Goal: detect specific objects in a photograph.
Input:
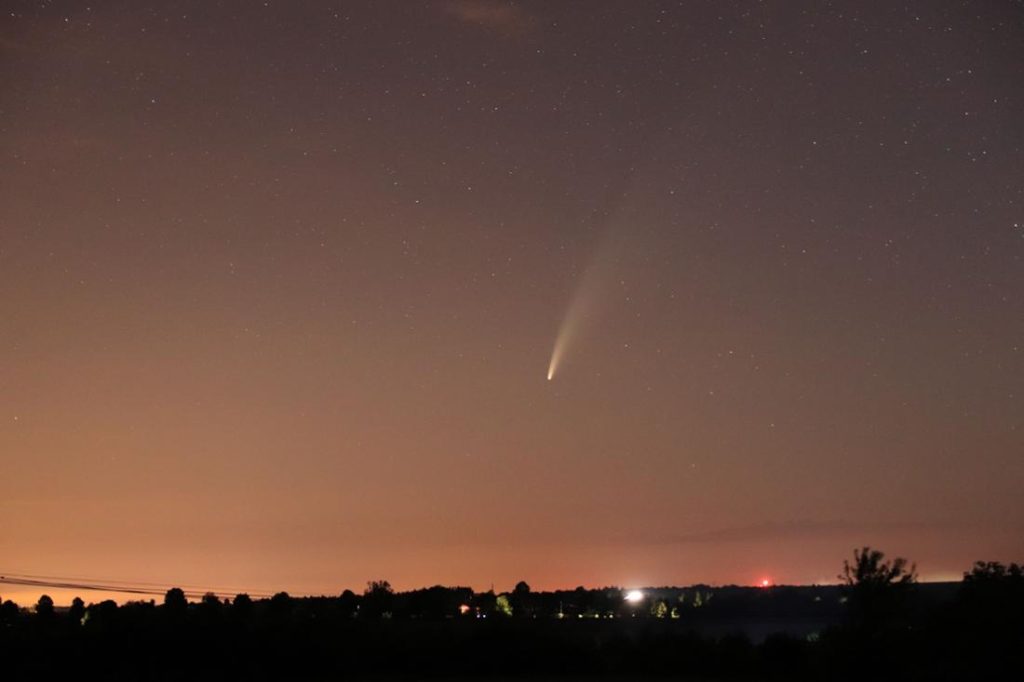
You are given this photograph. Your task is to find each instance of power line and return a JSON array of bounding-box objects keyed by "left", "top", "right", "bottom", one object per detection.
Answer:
[
  {"left": 0, "top": 569, "right": 280, "bottom": 593},
  {"left": 1, "top": 570, "right": 269, "bottom": 592},
  {"left": 0, "top": 573, "right": 277, "bottom": 600}
]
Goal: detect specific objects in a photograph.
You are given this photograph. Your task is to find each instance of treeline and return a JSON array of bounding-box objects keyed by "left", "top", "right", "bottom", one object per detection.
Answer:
[
  {"left": 0, "top": 550, "right": 1021, "bottom": 680},
  {"left": 3, "top": 580, "right": 851, "bottom": 626}
]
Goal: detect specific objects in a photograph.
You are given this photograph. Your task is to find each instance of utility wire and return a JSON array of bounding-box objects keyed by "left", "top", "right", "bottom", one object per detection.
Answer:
[
  {"left": 0, "top": 573, "right": 278, "bottom": 600},
  {"left": 1, "top": 570, "right": 273, "bottom": 593}
]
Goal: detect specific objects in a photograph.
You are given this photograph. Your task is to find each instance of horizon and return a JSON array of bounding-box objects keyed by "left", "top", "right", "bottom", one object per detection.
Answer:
[
  {"left": 0, "top": 576, "right": 970, "bottom": 609},
  {"left": 0, "top": 560, "right": 974, "bottom": 607}
]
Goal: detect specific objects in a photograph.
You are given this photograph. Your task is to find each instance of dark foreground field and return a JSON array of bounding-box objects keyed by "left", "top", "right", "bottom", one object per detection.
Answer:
[{"left": 1, "top": 561, "right": 1021, "bottom": 680}]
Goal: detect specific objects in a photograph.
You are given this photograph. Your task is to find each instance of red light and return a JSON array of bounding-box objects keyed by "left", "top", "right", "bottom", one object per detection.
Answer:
[{"left": 760, "top": 578, "right": 771, "bottom": 588}]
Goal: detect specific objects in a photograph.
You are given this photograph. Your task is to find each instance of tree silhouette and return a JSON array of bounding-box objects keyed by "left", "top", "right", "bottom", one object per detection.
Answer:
[
  {"left": 338, "top": 589, "right": 358, "bottom": 617},
  {"left": 69, "top": 596, "right": 85, "bottom": 624},
  {"left": 366, "top": 579, "right": 393, "bottom": 594},
  {"left": 0, "top": 599, "right": 18, "bottom": 626},
  {"left": 473, "top": 589, "right": 498, "bottom": 616},
  {"left": 268, "top": 591, "right": 293, "bottom": 621},
  {"left": 362, "top": 580, "right": 394, "bottom": 618},
  {"left": 840, "top": 546, "right": 916, "bottom": 628},
  {"left": 959, "top": 561, "right": 1024, "bottom": 633},
  {"left": 163, "top": 587, "right": 187, "bottom": 611},
  {"left": 85, "top": 600, "right": 119, "bottom": 630},
  {"left": 35, "top": 594, "right": 55, "bottom": 619},
  {"left": 232, "top": 593, "right": 252, "bottom": 612},
  {"left": 511, "top": 580, "right": 533, "bottom": 618},
  {"left": 963, "top": 560, "right": 1023, "bottom": 586},
  {"left": 198, "top": 592, "right": 223, "bottom": 625},
  {"left": 841, "top": 546, "right": 917, "bottom": 588}
]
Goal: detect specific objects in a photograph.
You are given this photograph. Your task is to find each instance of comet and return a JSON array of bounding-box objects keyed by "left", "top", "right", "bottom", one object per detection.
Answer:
[
  {"left": 545, "top": 281, "right": 585, "bottom": 381},
  {"left": 545, "top": 245, "right": 611, "bottom": 381},
  {"left": 546, "top": 324, "right": 569, "bottom": 380},
  {"left": 544, "top": 137, "right": 655, "bottom": 381}
]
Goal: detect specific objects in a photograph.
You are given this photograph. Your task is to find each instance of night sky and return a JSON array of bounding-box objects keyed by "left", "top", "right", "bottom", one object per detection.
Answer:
[{"left": 2, "top": 1, "right": 1023, "bottom": 603}]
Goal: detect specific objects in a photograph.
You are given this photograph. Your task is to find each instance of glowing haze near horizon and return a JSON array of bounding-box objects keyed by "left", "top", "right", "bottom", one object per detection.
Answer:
[{"left": 2, "top": 1, "right": 1023, "bottom": 605}]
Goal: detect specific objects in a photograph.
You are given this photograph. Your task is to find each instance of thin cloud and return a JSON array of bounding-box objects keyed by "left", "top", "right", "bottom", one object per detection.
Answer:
[
  {"left": 662, "top": 519, "right": 969, "bottom": 545},
  {"left": 0, "top": 37, "right": 28, "bottom": 53},
  {"left": 442, "top": 0, "right": 533, "bottom": 31}
]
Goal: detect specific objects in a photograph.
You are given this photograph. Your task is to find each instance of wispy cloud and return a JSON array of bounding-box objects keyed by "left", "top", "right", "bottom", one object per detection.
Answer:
[
  {"left": 662, "top": 519, "right": 972, "bottom": 545},
  {"left": 0, "top": 36, "right": 29, "bottom": 53},
  {"left": 442, "top": 0, "right": 533, "bottom": 32}
]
